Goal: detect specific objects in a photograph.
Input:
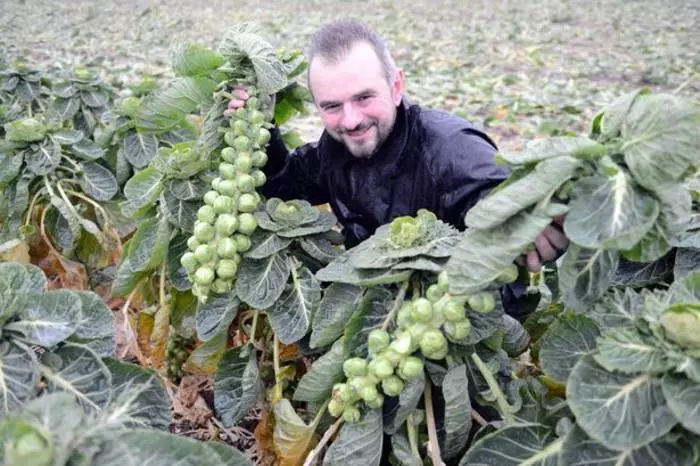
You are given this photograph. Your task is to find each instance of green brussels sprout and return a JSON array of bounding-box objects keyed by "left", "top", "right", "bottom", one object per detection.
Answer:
[
  {"left": 237, "top": 173, "right": 255, "bottom": 193},
  {"left": 194, "top": 267, "right": 215, "bottom": 285},
  {"left": 399, "top": 356, "right": 424, "bottom": 380},
  {"left": 389, "top": 216, "right": 422, "bottom": 248},
  {"left": 359, "top": 384, "right": 379, "bottom": 403},
  {"left": 396, "top": 302, "right": 414, "bottom": 330},
  {"left": 203, "top": 190, "right": 219, "bottom": 206},
  {"left": 5, "top": 117, "right": 47, "bottom": 142},
  {"left": 217, "top": 179, "right": 237, "bottom": 197},
  {"left": 215, "top": 213, "right": 238, "bottom": 236},
  {"left": 249, "top": 110, "right": 265, "bottom": 125},
  {"left": 443, "top": 299, "right": 466, "bottom": 322},
  {"left": 468, "top": 293, "right": 496, "bottom": 313},
  {"left": 368, "top": 329, "right": 391, "bottom": 354},
  {"left": 342, "top": 406, "right": 361, "bottom": 423},
  {"left": 255, "top": 127, "right": 271, "bottom": 147},
  {"left": 419, "top": 329, "right": 448, "bottom": 360},
  {"left": 381, "top": 375, "right": 405, "bottom": 397},
  {"left": 437, "top": 270, "right": 450, "bottom": 293},
  {"left": 426, "top": 284, "right": 444, "bottom": 303},
  {"left": 368, "top": 357, "right": 394, "bottom": 379},
  {"left": 328, "top": 398, "right": 345, "bottom": 417},
  {"left": 236, "top": 154, "right": 252, "bottom": 173},
  {"left": 252, "top": 150, "right": 268, "bottom": 167},
  {"left": 390, "top": 333, "right": 413, "bottom": 355},
  {"left": 233, "top": 234, "right": 251, "bottom": 252},
  {"left": 660, "top": 305, "right": 700, "bottom": 348},
  {"left": 213, "top": 195, "right": 235, "bottom": 214},
  {"left": 197, "top": 205, "right": 216, "bottom": 224},
  {"left": 180, "top": 252, "right": 198, "bottom": 272},
  {"left": 221, "top": 147, "right": 237, "bottom": 162},
  {"left": 366, "top": 393, "right": 384, "bottom": 409},
  {"left": 233, "top": 136, "right": 251, "bottom": 151},
  {"left": 194, "top": 244, "right": 215, "bottom": 263},
  {"left": 343, "top": 357, "right": 368, "bottom": 378},
  {"left": 194, "top": 222, "right": 216, "bottom": 242},
  {"left": 211, "top": 278, "right": 232, "bottom": 294},
  {"left": 216, "top": 259, "right": 238, "bottom": 279},
  {"left": 216, "top": 237, "right": 238, "bottom": 258},
  {"left": 238, "top": 193, "right": 258, "bottom": 213},
  {"left": 12, "top": 430, "right": 51, "bottom": 465},
  {"left": 378, "top": 348, "right": 402, "bottom": 367},
  {"left": 411, "top": 298, "right": 434, "bottom": 322},
  {"left": 232, "top": 119, "right": 248, "bottom": 136},
  {"left": 186, "top": 236, "right": 200, "bottom": 251},
  {"left": 444, "top": 319, "right": 471, "bottom": 341},
  {"left": 237, "top": 213, "right": 258, "bottom": 235},
  {"left": 251, "top": 169, "right": 267, "bottom": 187},
  {"left": 120, "top": 96, "right": 141, "bottom": 118}
]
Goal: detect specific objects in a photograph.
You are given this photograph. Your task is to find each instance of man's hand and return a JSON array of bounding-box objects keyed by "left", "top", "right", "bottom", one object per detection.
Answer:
[
  {"left": 224, "top": 86, "right": 251, "bottom": 117},
  {"left": 524, "top": 216, "right": 569, "bottom": 272}
]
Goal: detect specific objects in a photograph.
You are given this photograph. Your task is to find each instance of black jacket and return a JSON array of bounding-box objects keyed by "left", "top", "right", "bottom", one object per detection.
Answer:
[{"left": 261, "top": 97, "right": 509, "bottom": 248}]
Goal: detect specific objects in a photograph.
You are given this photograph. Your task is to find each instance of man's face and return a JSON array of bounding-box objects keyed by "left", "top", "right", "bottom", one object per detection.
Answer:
[{"left": 308, "top": 42, "right": 404, "bottom": 158}]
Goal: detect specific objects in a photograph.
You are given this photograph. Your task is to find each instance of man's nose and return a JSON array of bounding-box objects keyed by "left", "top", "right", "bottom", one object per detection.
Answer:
[{"left": 341, "top": 103, "right": 362, "bottom": 130}]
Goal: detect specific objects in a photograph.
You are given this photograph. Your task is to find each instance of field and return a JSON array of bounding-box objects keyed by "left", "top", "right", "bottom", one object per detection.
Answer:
[{"left": 2, "top": 0, "right": 698, "bottom": 149}]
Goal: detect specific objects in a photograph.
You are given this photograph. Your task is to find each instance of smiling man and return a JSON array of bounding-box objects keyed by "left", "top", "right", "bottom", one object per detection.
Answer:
[{"left": 230, "top": 19, "right": 568, "bottom": 276}]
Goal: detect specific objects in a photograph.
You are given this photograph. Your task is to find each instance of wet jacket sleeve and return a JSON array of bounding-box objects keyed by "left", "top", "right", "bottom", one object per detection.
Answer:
[{"left": 259, "top": 127, "right": 331, "bottom": 206}]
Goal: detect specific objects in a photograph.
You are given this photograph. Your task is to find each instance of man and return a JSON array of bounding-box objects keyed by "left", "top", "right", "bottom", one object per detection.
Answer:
[{"left": 229, "top": 19, "right": 568, "bottom": 274}]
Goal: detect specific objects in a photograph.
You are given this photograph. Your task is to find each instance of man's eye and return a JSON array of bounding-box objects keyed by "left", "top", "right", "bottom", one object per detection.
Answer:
[{"left": 324, "top": 104, "right": 340, "bottom": 111}]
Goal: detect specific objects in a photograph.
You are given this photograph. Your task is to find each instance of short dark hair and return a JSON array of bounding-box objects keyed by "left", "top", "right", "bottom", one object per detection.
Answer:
[{"left": 307, "top": 20, "right": 397, "bottom": 83}]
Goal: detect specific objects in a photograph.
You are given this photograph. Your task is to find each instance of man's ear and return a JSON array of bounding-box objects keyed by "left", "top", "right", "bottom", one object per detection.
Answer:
[{"left": 391, "top": 68, "right": 405, "bottom": 105}]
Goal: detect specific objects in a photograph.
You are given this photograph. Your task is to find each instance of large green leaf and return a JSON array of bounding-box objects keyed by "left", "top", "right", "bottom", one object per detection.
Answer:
[
  {"left": 41, "top": 344, "right": 112, "bottom": 412},
  {"left": 24, "top": 139, "right": 61, "bottom": 175},
  {"left": 171, "top": 43, "right": 225, "bottom": 77},
  {"left": 166, "top": 177, "right": 208, "bottom": 201},
  {"left": 277, "top": 212, "right": 337, "bottom": 238},
  {"left": 441, "top": 365, "right": 472, "bottom": 460},
  {"left": 600, "top": 88, "right": 648, "bottom": 138},
  {"left": 195, "top": 292, "right": 240, "bottom": 342},
  {"left": 496, "top": 136, "right": 606, "bottom": 165},
  {"left": 0, "top": 262, "right": 47, "bottom": 296},
  {"left": 558, "top": 245, "right": 619, "bottom": 312},
  {"left": 123, "top": 129, "right": 158, "bottom": 168},
  {"left": 69, "top": 291, "right": 116, "bottom": 357},
  {"left": 323, "top": 408, "right": 384, "bottom": 466},
  {"left": 588, "top": 287, "right": 645, "bottom": 328},
  {"left": 235, "top": 252, "right": 291, "bottom": 309},
  {"left": 344, "top": 287, "right": 394, "bottom": 358},
  {"left": 390, "top": 428, "right": 422, "bottom": 466},
  {"left": 662, "top": 373, "right": 700, "bottom": 435},
  {"left": 466, "top": 155, "right": 581, "bottom": 229},
  {"left": 266, "top": 266, "right": 321, "bottom": 344},
  {"left": 538, "top": 312, "right": 600, "bottom": 384},
  {"left": 293, "top": 339, "right": 345, "bottom": 403},
  {"left": 103, "top": 358, "right": 170, "bottom": 430},
  {"left": 183, "top": 329, "right": 228, "bottom": 374},
  {"left": 315, "top": 251, "right": 412, "bottom": 286},
  {"left": 567, "top": 354, "right": 677, "bottom": 450},
  {"left": 245, "top": 231, "right": 293, "bottom": 259},
  {"left": 0, "top": 151, "right": 23, "bottom": 189},
  {"left": 71, "top": 138, "right": 105, "bottom": 160},
  {"left": 621, "top": 93, "right": 700, "bottom": 191},
  {"left": 162, "top": 192, "right": 198, "bottom": 232},
  {"left": 137, "top": 76, "right": 217, "bottom": 131},
  {"left": 125, "top": 214, "right": 170, "bottom": 272},
  {"left": 458, "top": 423, "right": 562, "bottom": 466},
  {"left": 218, "top": 23, "right": 288, "bottom": 95},
  {"left": 213, "top": 345, "right": 261, "bottom": 427},
  {"left": 51, "top": 129, "right": 83, "bottom": 145},
  {"left": 446, "top": 209, "right": 552, "bottom": 294},
  {"left": 0, "top": 341, "right": 39, "bottom": 416},
  {"left": 309, "top": 282, "right": 363, "bottom": 349},
  {"left": 5, "top": 289, "right": 81, "bottom": 347},
  {"left": 564, "top": 168, "right": 660, "bottom": 250},
  {"left": 168, "top": 232, "right": 193, "bottom": 292},
  {"left": 110, "top": 255, "right": 148, "bottom": 298},
  {"left": 594, "top": 328, "right": 676, "bottom": 374},
  {"left": 299, "top": 235, "right": 341, "bottom": 264},
  {"left": 121, "top": 166, "right": 164, "bottom": 218},
  {"left": 54, "top": 96, "right": 80, "bottom": 121},
  {"left": 79, "top": 161, "right": 118, "bottom": 201},
  {"left": 675, "top": 248, "right": 700, "bottom": 279}
]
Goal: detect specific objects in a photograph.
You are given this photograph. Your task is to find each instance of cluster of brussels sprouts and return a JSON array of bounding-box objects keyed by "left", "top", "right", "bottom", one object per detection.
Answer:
[
  {"left": 165, "top": 333, "right": 197, "bottom": 383},
  {"left": 328, "top": 266, "right": 519, "bottom": 422},
  {"left": 180, "top": 87, "right": 271, "bottom": 301}
]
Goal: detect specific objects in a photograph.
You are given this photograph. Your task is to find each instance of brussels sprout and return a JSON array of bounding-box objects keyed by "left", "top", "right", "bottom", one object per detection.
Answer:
[
  {"left": 359, "top": 384, "right": 379, "bottom": 403},
  {"left": 197, "top": 205, "right": 216, "bottom": 224},
  {"left": 368, "top": 329, "right": 391, "bottom": 354},
  {"left": 5, "top": 117, "right": 47, "bottom": 142},
  {"left": 216, "top": 179, "right": 237, "bottom": 197},
  {"left": 247, "top": 95, "right": 259, "bottom": 108},
  {"left": 211, "top": 278, "right": 232, "bottom": 294},
  {"left": 216, "top": 259, "right": 238, "bottom": 279},
  {"left": 397, "top": 302, "right": 414, "bottom": 329},
  {"left": 256, "top": 128, "right": 271, "bottom": 147},
  {"left": 213, "top": 195, "right": 235, "bottom": 214},
  {"left": 378, "top": 348, "right": 402, "bottom": 367},
  {"left": 233, "top": 136, "right": 251, "bottom": 151},
  {"left": 237, "top": 173, "right": 255, "bottom": 193},
  {"left": 443, "top": 299, "right": 466, "bottom": 322},
  {"left": 212, "top": 177, "right": 222, "bottom": 191},
  {"left": 237, "top": 213, "right": 257, "bottom": 235},
  {"left": 444, "top": 319, "right": 471, "bottom": 341},
  {"left": 224, "top": 131, "right": 237, "bottom": 147},
  {"left": 249, "top": 110, "right": 265, "bottom": 125},
  {"left": 468, "top": 292, "right": 496, "bottom": 313},
  {"left": 186, "top": 236, "right": 200, "bottom": 251},
  {"left": 368, "top": 357, "right": 394, "bottom": 379},
  {"left": 390, "top": 333, "right": 413, "bottom": 355},
  {"left": 343, "top": 357, "right": 368, "bottom": 378},
  {"left": 342, "top": 406, "right": 362, "bottom": 423},
  {"left": 238, "top": 193, "right": 258, "bottom": 213},
  {"left": 419, "top": 329, "right": 448, "bottom": 360},
  {"left": 219, "top": 162, "right": 237, "bottom": 179},
  {"left": 328, "top": 398, "right": 345, "bottom": 417},
  {"left": 221, "top": 147, "right": 237, "bottom": 162},
  {"left": 236, "top": 154, "right": 252, "bottom": 173},
  {"left": 194, "top": 244, "right": 215, "bottom": 263},
  {"left": 252, "top": 150, "right": 268, "bottom": 167},
  {"left": 217, "top": 237, "right": 238, "bottom": 258},
  {"left": 215, "top": 213, "right": 238, "bottom": 236},
  {"left": 194, "top": 267, "right": 215, "bottom": 285},
  {"left": 232, "top": 119, "right": 248, "bottom": 136},
  {"left": 194, "top": 222, "right": 215, "bottom": 242},
  {"left": 426, "top": 284, "right": 444, "bottom": 303},
  {"left": 252, "top": 169, "right": 267, "bottom": 187},
  {"left": 399, "top": 356, "right": 424, "bottom": 380},
  {"left": 382, "top": 375, "right": 405, "bottom": 397},
  {"left": 120, "top": 96, "right": 141, "bottom": 118},
  {"left": 180, "top": 252, "right": 198, "bottom": 272},
  {"left": 366, "top": 393, "right": 384, "bottom": 409},
  {"left": 234, "top": 234, "right": 252, "bottom": 252},
  {"left": 12, "top": 430, "right": 50, "bottom": 462},
  {"left": 203, "top": 190, "right": 219, "bottom": 206},
  {"left": 411, "top": 298, "right": 433, "bottom": 323},
  {"left": 660, "top": 305, "right": 700, "bottom": 348}
]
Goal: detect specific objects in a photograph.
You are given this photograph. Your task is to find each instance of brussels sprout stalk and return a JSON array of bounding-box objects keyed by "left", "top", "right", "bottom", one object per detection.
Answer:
[
  {"left": 471, "top": 352, "right": 514, "bottom": 424},
  {"left": 423, "top": 378, "right": 444, "bottom": 466},
  {"left": 381, "top": 278, "right": 411, "bottom": 331}
]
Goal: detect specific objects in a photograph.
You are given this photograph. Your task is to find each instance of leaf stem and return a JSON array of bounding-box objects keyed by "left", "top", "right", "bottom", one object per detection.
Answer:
[
  {"left": 62, "top": 155, "right": 82, "bottom": 172},
  {"left": 63, "top": 187, "right": 109, "bottom": 224},
  {"left": 407, "top": 416, "right": 421, "bottom": 459},
  {"left": 381, "top": 278, "right": 411, "bottom": 331},
  {"left": 249, "top": 310, "right": 259, "bottom": 342},
  {"left": 423, "top": 378, "right": 444, "bottom": 466},
  {"left": 24, "top": 187, "right": 46, "bottom": 227},
  {"left": 273, "top": 334, "right": 281, "bottom": 384},
  {"left": 471, "top": 352, "right": 514, "bottom": 424},
  {"left": 303, "top": 414, "right": 342, "bottom": 466}
]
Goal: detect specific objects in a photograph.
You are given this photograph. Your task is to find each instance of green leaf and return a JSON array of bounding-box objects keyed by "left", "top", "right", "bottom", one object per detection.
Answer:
[
  {"left": 558, "top": 245, "right": 619, "bottom": 312},
  {"left": 80, "top": 89, "right": 109, "bottom": 108},
  {"left": 497, "top": 136, "right": 607, "bottom": 165},
  {"left": 588, "top": 287, "right": 644, "bottom": 328},
  {"left": 293, "top": 339, "right": 345, "bottom": 403},
  {"left": 24, "top": 139, "right": 61, "bottom": 175},
  {"left": 137, "top": 76, "right": 217, "bottom": 131},
  {"left": 79, "top": 161, "right": 118, "bottom": 201},
  {"left": 310, "top": 282, "right": 363, "bottom": 349},
  {"left": 183, "top": 329, "right": 228, "bottom": 374},
  {"left": 466, "top": 155, "right": 581, "bottom": 229},
  {"left": 315, "top": 251, "right": 413, "bottom": 286},
  {"left": 123, "top": 129, "right": 158, "bottom": 168},
  {"left": 390, "top": 428, "right": 422, "bottom": 466},
  {"left": 561, "top": 424, "right": 697, "bottom": 466},
  {"left": 441, "top": 365, "right": 472, "bottom": 460},
  {"left": 125, "top": 215, "right": 170, "bottom": 272},
  {"left": 71, "top": 138, "right": 105, "bottom": 160},
  {"left": 162, "top": 192, "right": 198, "bottom": 232},
  {"left": 594, "top": 328, "right": 676, "bottom": 374},
  {"left": 0, "top": 151, "right": 24, "bottom": 189},
  {"left": 110, "top": 256, "right": 148, "bottom": 298},
  {"left": 245, "top": 230, "right": 293, "bottom": 259},
  {"left": 446, "top": 209, "right": 552, "bottom": 294},
  {"left": 0, "top": 261, "right": 47, "bottom": 294},
  {"left": 170, "top": 289, "right": 198, "bottom": 338},
  {"left": 103, "top": 358, "right": 171, "bottom": 430},
  {"left": 69, "top": 291, "right": 116, "bottom": 357},
  {"left": 662, "top": 373, "right": 700, "bottom": 435},
  {"left": 6, "top": 289, "right": 81, "bottom": 347},
  {"left": 299, "top": 235, "right": 341, "bottom": 264},
  {"left": 621, "top": 93, "right": 700, "bottom": 191},
  {"left": 41, "top": 344, "right": 112, "bottom": 412},
  {"left": 54, "top": 96, "right": 80, "bottom": 121},
  {"left": 564, "top": 169, "right": 660, "bottom": 250},
  {"left": 675, "top": 248, "right": 700, "bottom": 279},
  {"left": 121, "top": 166, "right": 164, "bottom": 218},
  {"left": 51, "top": 129, "right": 83, "bottom": 145},
  {"left": 600, "top": 88, "right": 648, "bottom": 138},
  {"left": 613, "top": 253, "right": 675, "bottom": 287},
  {"left": 235, "top": 252, "right": 291, "bottom": 309},
  {"left": 0, "top": 341, "right": 39, "bottom": 416},
  {"left": 344, "top": 287, "right": 394, "bottom": 358},
  {"left": 462, "top": 308, "right": 506, "bottom": 345},
  {"left": 266, "top": 266, "right": 321, "bottom": 344},
  {"left": 171, "top": 43, "right": 225, "bottom": 77},
  {"left": 196, "top": 292, "right": 240, "bottom": 341},
  {"left": 218, "top": 23, "right": 288, "bottom": 95},
  {"left": 273, "top": 398, "right": 322, "bottom": 465},
  {"left": 393, "top": 256, "right": 447, "bottom": 273},
  {"left": 458, "top": 423, "right": 562, "bottom": 466},
  {"left": 383, "top": 373, "right": 425, "bottom": 435},
  {"left": 567, "top": 354, "right": 677, "bottom": 450},
  {"left": 167, "top": 177, "right": 208, "bottom": 201},
  {"left": 277, "top": 211, "right": 337, "bottom": 238},
  {"left": 323, "top": 409, "right": 384, "bottom": 466},
  {"left": 539, "top": 312, "right": 600, "bottom": 384}
]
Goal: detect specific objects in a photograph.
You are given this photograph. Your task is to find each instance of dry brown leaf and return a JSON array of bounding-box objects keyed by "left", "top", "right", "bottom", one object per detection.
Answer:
[
  {"left": 254, "top": 404, "right": 278, "bottom": 466},
  {"left": 0, "top": 239, "right": 31, "bottom": 263}
]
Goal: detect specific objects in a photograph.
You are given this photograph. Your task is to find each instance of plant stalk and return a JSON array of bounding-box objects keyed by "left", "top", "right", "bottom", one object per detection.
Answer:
[
  {"left": 381, "top": 278, "right": 411, "bottom": 331},
  {"left": 303, "top": 410, "right": 342, "bottom": 466},
  {"left": 273, "top": 334, "right": 281, "bottom": 384},
  {"left": 407, "top": 417, "right": 421, "bottom": 459},
  {"left": 423, "top": 378, "right": 444, "bottom": 466},
  {"left": 249, "top": 310, "right": 259, "bottom": 342},
  {"left": 471, "top": 352, "right": 514, "bottom": 424}
]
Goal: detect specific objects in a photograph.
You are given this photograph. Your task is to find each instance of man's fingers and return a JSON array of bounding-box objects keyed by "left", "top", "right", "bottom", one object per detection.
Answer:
[
  {"left": 535, "top": 233, "right": 557, "bottom": 263},
  {"left": 526, "top": 250, "right": 542, "bottom": 272},
  {"left": 233, "top": 88, "right": 250, "bottom": 100},
  {"left": 543, "top": 224, "right": 569, "bottom": 252},
  {"left": 228, "top": 99, "right": 245, "bottom": 109}
]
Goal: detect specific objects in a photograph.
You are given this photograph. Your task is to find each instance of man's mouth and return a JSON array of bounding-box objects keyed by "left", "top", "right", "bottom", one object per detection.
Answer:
[{"left": 345, "top": 124, "right": 373, "bottom": 140}]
